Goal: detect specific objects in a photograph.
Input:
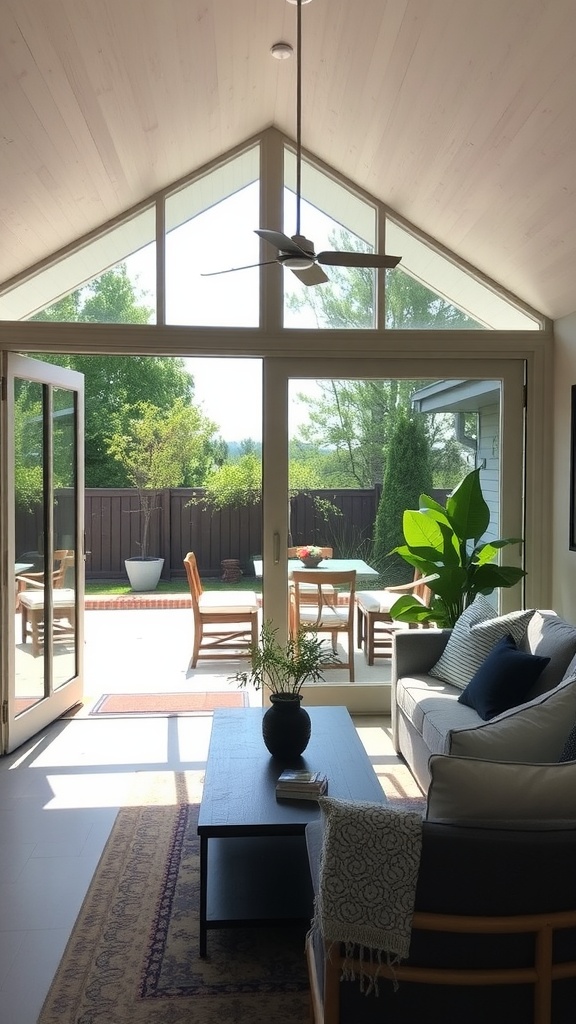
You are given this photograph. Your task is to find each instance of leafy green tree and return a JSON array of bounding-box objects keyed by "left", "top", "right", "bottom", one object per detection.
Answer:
[
  {"left": 295, "top": 378, "right": 432, "bottom": 487},
  {"left": 372, "top": 414, "right": 433, "bottom": 581},
  {"left": 201, "top": 453, "right": 262, "bottom": 509},
  {"left": 288, "top": 229, "right": 477, "bottom": 487},
  {"left": 201, "top": 453, "right": 328, "bottom": 509},
  {"left": 30, "top": 264, "right": 224, "bottom": 486},
  {"left": 13, "top": 391, "right": 44, "bottom": 511},
  {"left": 32, "top": 265, "right": 153, "bottom": 325},
  {"left": 106, "top": 399, "right": 218, "bottom": 557},
  {"left": 39, "top": 354, "right": 207, "bottom": 486}
]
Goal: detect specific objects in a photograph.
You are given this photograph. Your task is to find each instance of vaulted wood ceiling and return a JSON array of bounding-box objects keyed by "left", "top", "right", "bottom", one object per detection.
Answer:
[{"left": 2, "top": 0, "right": 576, "bottom": 320}]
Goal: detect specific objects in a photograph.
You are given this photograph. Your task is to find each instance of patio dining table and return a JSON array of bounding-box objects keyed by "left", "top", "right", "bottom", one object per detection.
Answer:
[{"left": 252, "top": 557, "right": 378, "bottom": 579}]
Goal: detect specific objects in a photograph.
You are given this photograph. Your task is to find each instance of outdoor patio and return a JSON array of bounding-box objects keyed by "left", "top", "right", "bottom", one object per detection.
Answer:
[{"left": 15, "top": 602, "right": 393, "bottom": 715}]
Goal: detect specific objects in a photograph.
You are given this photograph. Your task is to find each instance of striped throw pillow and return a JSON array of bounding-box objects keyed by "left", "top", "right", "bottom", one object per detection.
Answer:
[{"left": 429, "top": 596, "right": 535, "bottom": 690}]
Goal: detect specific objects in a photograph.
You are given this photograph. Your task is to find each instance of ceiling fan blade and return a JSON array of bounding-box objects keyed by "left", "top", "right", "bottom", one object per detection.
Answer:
[
  {"left": 255, "top": 229, "right": 310, "bottom": 257},
  {"left": 290, "top": 264, "right": 329, "bottom": 286},
  {"left": 317, "top": 251, "right": 402, "bottom": 269},
  {"left": 200, "top": 260, "right": 277, "bottom": 277}
]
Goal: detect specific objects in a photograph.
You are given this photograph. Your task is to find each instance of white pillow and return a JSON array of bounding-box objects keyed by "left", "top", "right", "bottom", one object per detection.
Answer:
[
  {"left": 448, "top": 674, "right": 576, "bottom": 762},
  {"left": 429, "top": 596, "right": 534, "bottom": 689},
  {"left": 426, "top": 754, "right": 576, "bottom": 821}
]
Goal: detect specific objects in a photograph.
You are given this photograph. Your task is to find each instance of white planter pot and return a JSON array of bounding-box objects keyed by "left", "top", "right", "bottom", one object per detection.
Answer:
[{"left": 125, "top": 557, "right": 164, "bottom": 592}]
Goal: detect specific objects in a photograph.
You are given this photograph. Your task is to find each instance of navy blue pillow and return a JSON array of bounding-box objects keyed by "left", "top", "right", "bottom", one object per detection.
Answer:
[{"left": 457, "top": 633, "right": 550, "bottom": 721}]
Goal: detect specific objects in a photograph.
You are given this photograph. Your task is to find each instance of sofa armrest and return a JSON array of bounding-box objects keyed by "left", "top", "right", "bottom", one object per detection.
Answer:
[
  {"left": 391, "top": 629, "right": 452, "bottom": 754},
  {"left": 392, "top": 628, "right": 452, "bottom": 679}
]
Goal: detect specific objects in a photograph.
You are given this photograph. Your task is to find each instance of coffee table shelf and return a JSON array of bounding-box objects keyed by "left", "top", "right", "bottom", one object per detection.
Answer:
[{"left": 198, "top": 706, "right": 384, "bottom": 955}]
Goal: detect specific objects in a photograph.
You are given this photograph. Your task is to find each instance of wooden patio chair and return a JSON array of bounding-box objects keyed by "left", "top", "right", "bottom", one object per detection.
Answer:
[
  {"left": 16, "top": 549, "right": 74, "bottom": 600},
  {"left": 17, "top": 550, "right": 76, "bottom": 656},
  {"left": 290, "top": 569, "right": 356, "bottom": 682},
  {"left": 183, "top": 551, "right": 259, "bottom": 669},
  {"left": 355, "top": 570, "right": 437, "bottom": 665}
]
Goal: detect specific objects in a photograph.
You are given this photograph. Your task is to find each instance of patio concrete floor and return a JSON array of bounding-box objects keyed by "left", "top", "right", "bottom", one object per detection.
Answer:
[{"left": 15, "top": 604, "right": 393, "bottom": 714}]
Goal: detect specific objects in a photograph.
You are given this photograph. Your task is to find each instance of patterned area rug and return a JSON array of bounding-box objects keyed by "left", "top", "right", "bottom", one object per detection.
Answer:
[
  {"left": 88, "top": 691, "right": 248, "bottom": 715},
  {"left": 38, "top": 771, "right": 311, "bottom": 1024}
]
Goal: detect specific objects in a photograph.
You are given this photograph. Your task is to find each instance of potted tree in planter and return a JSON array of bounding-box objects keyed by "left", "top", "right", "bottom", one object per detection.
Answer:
[
  {"left": 388, "top": 467, "right": 526, "bottom": 628},
  {"left": 107, "top": 399, "right": 217, "bottom": 592}
]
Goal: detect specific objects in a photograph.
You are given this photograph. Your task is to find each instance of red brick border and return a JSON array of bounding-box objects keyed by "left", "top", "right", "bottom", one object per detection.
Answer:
[{"left": 85, "top": 594, "right": 192, "bottom": 610}]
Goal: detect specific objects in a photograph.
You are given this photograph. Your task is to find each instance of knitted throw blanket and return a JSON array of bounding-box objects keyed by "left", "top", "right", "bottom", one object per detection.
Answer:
[{"left": 313, "top": 796, "right": 423, "bottom": 991}]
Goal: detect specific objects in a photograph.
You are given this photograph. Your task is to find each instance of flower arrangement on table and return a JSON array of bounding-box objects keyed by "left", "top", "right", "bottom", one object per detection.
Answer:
[{"left": 297, "top": 545, "right": 322, "bottom": 560}]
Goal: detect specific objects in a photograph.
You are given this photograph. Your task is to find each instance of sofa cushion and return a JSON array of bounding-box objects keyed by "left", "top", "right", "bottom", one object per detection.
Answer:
[
  {"left": 520, "top": 610, "right": 576, "bottom": 698},
  {"left": 457, "top": 634, "right": 550, "bottom": 720},
  {"left": 395, "top": 675, "right": 482, "bottom": 755},
  {"left": 448, "top": 674, "right": 576, "bottom": 762},
  {"left": 429, "top": 596, "right": 534, "bottom": 690},
  {"left": 426, "top": 754, "right": 576, "bottom": 821}
]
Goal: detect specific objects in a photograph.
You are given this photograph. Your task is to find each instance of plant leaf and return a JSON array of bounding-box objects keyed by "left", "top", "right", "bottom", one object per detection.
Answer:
[
  {"left": 470, "top": 564, "right": 526, "bottom": 591},
  {"left": 446, "top": 467, "right": 490, "bottom": 542}
]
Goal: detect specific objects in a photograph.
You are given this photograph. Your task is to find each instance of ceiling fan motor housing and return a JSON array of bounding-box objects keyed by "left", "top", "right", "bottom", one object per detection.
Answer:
[{"left": 279, "top": 233, "right": 316, "bottom": 269}]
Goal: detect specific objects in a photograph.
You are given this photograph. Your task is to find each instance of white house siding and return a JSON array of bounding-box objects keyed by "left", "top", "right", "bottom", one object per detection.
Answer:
[{"left": 478, "top": 403, "right": 500, "bottom": 543}]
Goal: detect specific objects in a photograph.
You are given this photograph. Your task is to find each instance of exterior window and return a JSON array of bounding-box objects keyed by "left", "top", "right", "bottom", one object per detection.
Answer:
[
  {"left": 385, "top": 218, "right": 541, "bottom": 331},
  {"left": 165, "top": 148, "right": 260, "bottom": 328},
  {"left": 283, "top": 150, "right": 377, "bottom": 329}
]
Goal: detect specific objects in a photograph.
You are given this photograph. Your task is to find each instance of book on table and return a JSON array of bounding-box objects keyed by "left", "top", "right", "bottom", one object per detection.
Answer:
[{"left": 275, "top": 769, "right": 328, "bottom": 800}]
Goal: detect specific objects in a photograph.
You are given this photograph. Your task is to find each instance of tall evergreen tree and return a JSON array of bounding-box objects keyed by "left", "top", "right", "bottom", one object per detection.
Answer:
[{"left": 372, "top": 414, "right": 433, "bottom": 582}]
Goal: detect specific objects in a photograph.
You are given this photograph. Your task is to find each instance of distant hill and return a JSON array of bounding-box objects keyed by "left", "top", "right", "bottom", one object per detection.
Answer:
[{"left": 226, "top": 441, "right": 262, "bottom": 459}]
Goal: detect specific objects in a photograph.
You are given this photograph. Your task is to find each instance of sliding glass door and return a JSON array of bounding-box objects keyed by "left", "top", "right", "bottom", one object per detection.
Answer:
[
  {"left": 1, "top": 354, "right": 84, "bottom": 753},
  {"left": 261, "top": 356, "right": 525, "bottom": 712}
]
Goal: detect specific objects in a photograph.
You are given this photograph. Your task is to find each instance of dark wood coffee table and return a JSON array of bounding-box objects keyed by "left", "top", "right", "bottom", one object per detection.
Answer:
[{"left": 197, "top": 705, "right": 385, "bottom": 956}]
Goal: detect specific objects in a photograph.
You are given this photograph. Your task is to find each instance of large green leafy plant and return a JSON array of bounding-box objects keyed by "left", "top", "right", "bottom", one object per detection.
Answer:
[{"left": 389, "top": 468, "right": 526, "bottom": 628}]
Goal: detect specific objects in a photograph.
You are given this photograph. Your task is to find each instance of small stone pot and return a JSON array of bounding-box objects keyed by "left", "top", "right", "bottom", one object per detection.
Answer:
[
  {"left": 262, "top": 693, "right": 311, "bottom": 760},
  {"left": 300, "top": 556, "right": 323, "bottom": 568}
]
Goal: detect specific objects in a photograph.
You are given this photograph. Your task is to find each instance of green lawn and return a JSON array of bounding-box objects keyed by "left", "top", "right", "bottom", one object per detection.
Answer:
[
  {"left": 85, "top": 577, "right": 262, "bottom": 596},
  {"left": 85, "top": 574, "right": 385, "bottom": 596}
]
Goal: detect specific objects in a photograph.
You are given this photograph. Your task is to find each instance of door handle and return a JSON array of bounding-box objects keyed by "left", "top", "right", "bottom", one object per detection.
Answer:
[{"left": 273, "top": 532, "right": 280, "bottom": 564}]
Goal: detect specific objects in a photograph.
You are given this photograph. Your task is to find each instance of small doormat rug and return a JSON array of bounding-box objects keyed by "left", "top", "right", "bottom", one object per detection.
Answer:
[
  {"left": 89, "top": 691, "right": 247, "bottom": 715},
  {"left": 38, "top": 770, "right": 310, "bottom": 1024}
]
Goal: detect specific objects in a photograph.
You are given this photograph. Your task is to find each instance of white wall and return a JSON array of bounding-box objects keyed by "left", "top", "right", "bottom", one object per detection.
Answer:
[{"left": 552, "top": 313, "right": 576, "bottom": 620}]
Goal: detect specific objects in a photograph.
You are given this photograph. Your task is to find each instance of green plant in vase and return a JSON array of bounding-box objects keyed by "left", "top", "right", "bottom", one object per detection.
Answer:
[
  {"left": 233, "top": 620, "right": 328, "bottom": 697},
  {"left": 232, "top": 621, "right": 334, "bottom": 759}
]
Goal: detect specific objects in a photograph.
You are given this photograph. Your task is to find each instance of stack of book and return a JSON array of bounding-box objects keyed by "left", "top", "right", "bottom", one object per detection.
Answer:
[{"left": 275, "top": 769, "right": 328, "bottom": 801}]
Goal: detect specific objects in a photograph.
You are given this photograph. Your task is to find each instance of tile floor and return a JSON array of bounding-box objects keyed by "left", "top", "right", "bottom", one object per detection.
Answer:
[{"left": 0, "top": 607, "right": 410, "bottom": 1024}]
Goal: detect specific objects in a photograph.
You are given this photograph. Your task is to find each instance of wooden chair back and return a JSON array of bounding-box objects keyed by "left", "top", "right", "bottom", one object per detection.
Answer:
[
  {"left": 291, "top": 569, "right": 356, "bottom": 616},
  {"left": 17, "top": 549, "right": 74, "bottom": 591},
  {"left": 183, "top": 551, "right": 259, "bottom": 670},
  {"left": 183, "top": 551, "right": 203, "bottom": 610},
  {"left": 291, "top": 569, "right": 356, "bottom": 681}
]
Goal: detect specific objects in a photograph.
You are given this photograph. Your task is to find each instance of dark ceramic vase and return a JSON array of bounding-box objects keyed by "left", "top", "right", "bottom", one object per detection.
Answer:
[
  {"left": 262, "top": 693, "right": 312, "bottom": 759},
  {"left": 300, "top": 556, "right": 323, "bottom": 568}
]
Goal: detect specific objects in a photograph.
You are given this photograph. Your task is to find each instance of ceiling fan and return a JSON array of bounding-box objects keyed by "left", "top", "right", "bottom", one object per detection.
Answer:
[{"left": 202, "top": 0, "right": 401, "bottom": 286}]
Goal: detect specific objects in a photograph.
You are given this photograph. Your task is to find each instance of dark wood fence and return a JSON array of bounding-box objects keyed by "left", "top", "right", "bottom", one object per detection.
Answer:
[{"left": 83, "top": 487, "right": 382, "bottom": 580}]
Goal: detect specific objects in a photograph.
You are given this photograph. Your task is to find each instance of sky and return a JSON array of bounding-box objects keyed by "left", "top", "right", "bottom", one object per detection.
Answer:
[{"left": 184, "top": 357, "right": 323, "bottom": 442}]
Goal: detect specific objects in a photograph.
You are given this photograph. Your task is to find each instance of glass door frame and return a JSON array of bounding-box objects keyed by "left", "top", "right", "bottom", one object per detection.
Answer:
[
  {"left": 262, "top": 356, "right": 527, "bottom": 689},
  {"left": 1, "top": 353, "right": 85, "bottom": 754}
]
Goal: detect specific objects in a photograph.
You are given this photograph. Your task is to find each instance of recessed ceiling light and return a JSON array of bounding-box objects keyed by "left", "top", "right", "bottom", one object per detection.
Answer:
[{"left": 271, "top": 42, "right": 293, "bottom": 59}]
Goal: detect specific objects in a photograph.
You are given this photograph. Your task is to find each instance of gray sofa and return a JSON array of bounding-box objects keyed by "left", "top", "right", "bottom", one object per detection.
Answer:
[{"left": 391, "top": 608, "right": 576, "bottom": 792}]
